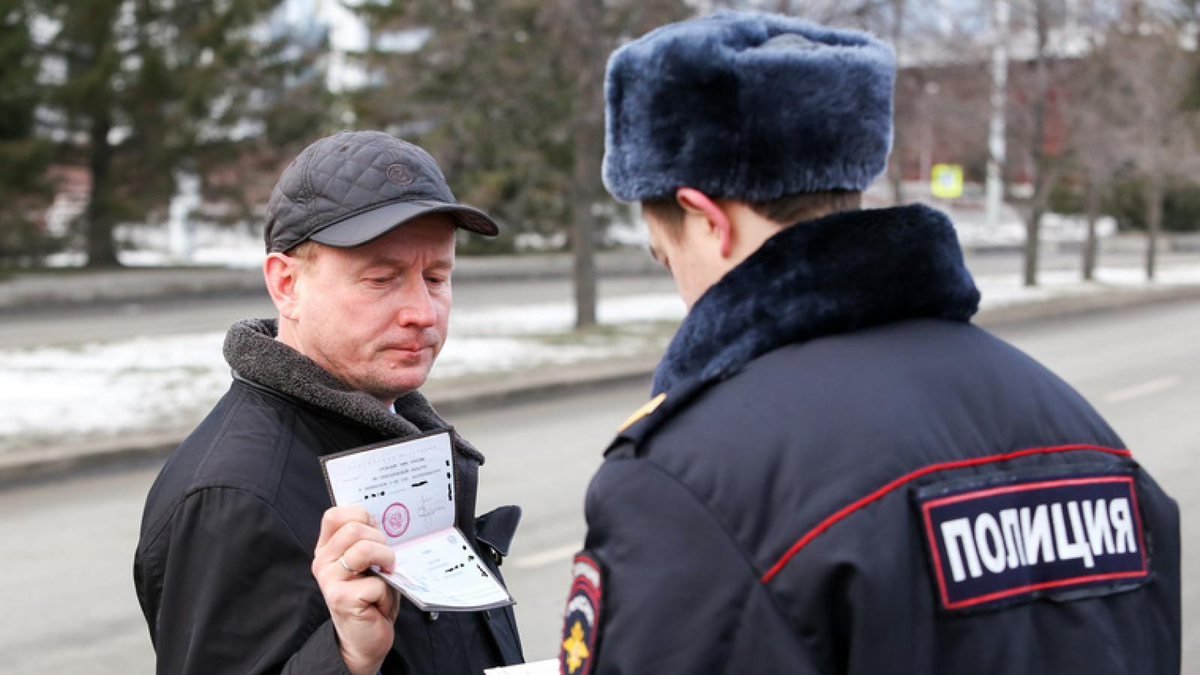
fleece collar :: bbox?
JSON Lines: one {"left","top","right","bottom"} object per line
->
{"left": 224, "top": 318, "right": 484, "bottom": 464}
{"left": 652, "top": 204, "right": 980, "bottom": 394}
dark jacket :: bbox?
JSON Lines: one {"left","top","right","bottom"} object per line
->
{"left": 562, "top": 206, "right": 1180, "bottom": 675}
{"left": 135, "top": 318, "right": 523, "bottom": 675}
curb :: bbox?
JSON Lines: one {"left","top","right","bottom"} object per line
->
{"left": 3, "top": 284, "right": 1198, "bottom": 487}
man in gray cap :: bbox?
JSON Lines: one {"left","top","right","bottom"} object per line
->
{"left": 134, "top": 130, "right": 524, "bottom": 675}
{"left": 557, "top": 11, "right": 1179, "bottom": 675}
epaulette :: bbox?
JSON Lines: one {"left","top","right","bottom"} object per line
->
{"left": 604, "top": 377, "right": 713, "bottom": 457}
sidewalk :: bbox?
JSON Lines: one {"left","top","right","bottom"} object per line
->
{"left": 2, "top": 265, "right": 1199, "bottom": 485}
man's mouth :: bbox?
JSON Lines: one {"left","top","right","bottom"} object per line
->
{"left": 384, "top": 342, "right": 435, "bottom": 356}
{"left": 389, "top": 346, "right": 429, "bottom": 354}
{"left": 381, "top": 333, "right": 440, "bottom": 357}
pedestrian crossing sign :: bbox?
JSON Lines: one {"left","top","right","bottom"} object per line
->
{"left": 931, "top": 164, "right": 964, "bottom": 199}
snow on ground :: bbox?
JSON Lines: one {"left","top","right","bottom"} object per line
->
{"left": 45, "top": 224, "right": 268, "bottom": 270}
{"left": 451, "top": 293, "right": 684, "bottom": 335}
{"left": 4, "top": 266, "right": 1200, "bottom": 453}
{"left": 951, "top": 210, "right": 1119, "bottom": 250}
{"left": 977, "top": 265, "right": 1200, "bottom": 310}
{"left": 0, "top": 333, "right": 231, "bottom": 448}
{"left": 0, "top": 295, "right": 685, "bottom": 452}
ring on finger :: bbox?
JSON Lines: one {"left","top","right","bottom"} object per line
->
{"left": 338, "top": 555, "right": 363, "bottom": 575}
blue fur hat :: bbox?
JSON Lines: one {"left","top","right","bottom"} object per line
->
{"left": 603, "top": 11, "right": 896, "bottom": 203}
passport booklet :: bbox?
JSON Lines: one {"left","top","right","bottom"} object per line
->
{"left": 320, "top": 430, "right": 514, "bottom": 612}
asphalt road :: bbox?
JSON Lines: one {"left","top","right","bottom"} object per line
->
{"left": 0, "top": 298, "right": 1196, "bottom": 673}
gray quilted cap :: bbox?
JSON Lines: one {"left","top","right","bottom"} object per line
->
{"left": 264, "top": 130, "right": 499, "bottom": 253}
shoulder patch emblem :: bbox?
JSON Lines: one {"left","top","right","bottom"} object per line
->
{"left": 617, "top": 393, "right": 666, "bottom": 434}
{"left": 918, "top": 473, "right": 1149, "bottom": 612}
{"left": 560, "top": 553, "right": 603, "bottom": 675}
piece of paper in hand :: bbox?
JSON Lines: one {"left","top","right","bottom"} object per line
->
{"left": 484, "top": 659, "right": 559, "bottom": 675}
{"left": 321, "top": 430, "right": 514, "bottom": 612}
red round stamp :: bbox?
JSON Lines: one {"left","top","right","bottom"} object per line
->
{"left": 382, "top": 503, "right": 410, "bottom": 538}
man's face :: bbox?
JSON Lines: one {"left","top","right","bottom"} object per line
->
{"left": 289, "top": 215, "right": 456, "bottom": 401}
{"left": 645, "top": 211, "right": 725, "bottom": 311}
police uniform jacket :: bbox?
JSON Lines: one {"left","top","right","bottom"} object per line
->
{"left": 135, "top": 318, "right": 523, "bottom": 675}
{"left": 560, "top": 205, "right": 1180, "bottom": 675}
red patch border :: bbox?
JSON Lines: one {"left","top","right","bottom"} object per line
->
{"left": 760, "top": 444, "right": 1133, "bottom": 584}
{"left": 560, "top": 553, "right": 603, "bottom": 675}
{"left": 922, "top": 475, "right": 1149, "bottom": 610}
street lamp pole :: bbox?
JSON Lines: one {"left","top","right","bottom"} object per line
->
{"left": 986, "top": 0, "right": 1009, "bottom": 230}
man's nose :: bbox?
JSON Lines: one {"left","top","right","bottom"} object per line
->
{"left": 396, "top": 281, "right": 438, "bottom": 329}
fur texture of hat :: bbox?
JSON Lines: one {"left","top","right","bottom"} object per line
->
{"left": 603, "top": 11, "right": 896, "bottom": 202}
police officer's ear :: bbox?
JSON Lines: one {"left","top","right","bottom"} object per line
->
{"left": 264, "top": 247, "right": 309, "bottom": 321}
{"left": 675, "top": 187, "right": 735, "bottom": 258}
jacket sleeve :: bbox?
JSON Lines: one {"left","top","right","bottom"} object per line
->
{"left": 580, "top": 456, "right": 822, "bottom": 675}
{"left": 138, "top": 486, "right": 352, "bottom": 675}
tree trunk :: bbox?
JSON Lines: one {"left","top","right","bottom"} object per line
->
{"left": 571, "top": 126, "right": 599, "bottom": 329}
{"left": 889, "top": 163, "right": 905, "bottom": 205}
{"left": 1023, "top": 0, "right": 1050, "bottom": 288}
{"left": 570, "top": 0, "right": 604, "bottom": 329}
{"left": 889, "top": 0, "right": 906, "bottom": 205}
{"left": 1082, "top": 176, "right": 1099, "bottom": 281}
{"left": 1145, "top": 173, "right": 1163, "bottom": 281}
{"left": 85, "top": 112, "right": 120, "bottom": 268}
{"left": 1024, "top": 209, "right": 1042, "bottom": 287}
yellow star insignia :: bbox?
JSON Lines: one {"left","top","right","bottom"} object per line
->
{"left": 562, "top": 620, "right": 591, "bottom": 674}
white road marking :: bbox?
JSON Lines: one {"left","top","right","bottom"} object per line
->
{"left": 510, "top": 543, "right": 580, "bottom": 570}
{"left": 1104, "top": 375, "right": 1183, "bottom": 403}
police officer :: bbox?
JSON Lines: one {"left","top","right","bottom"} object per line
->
{"left": 558, "top": 12, "right": 1180, "bottom": 675}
